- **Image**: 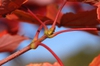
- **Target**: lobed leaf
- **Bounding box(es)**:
[60,8,99,35]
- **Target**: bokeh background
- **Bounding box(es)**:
[0,0,100,66]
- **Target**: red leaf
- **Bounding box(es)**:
[0,30,7,37]
[94,2,100,20]
[7,1,61,24]
[89,54,100,66]
[60,9,98,27]
[0,34,27,52]
[6,10,51,25]
[21,2,47,15]
[60,8,99,35]
[20,2,61,21]
[0,0,27,15]
[0,18,19,35]
[46,3,62,23]
[25,0,54,6]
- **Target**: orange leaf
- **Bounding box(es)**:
[43,62,60,66]
[0,30,7,38]
[89,54,100,66]
[27,63,42,66]
[0,34,27,52]
[26,62,60,66]
[6,14,18,20]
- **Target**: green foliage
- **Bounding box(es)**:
[64,50,100,66]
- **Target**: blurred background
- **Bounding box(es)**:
[0,0,100,66]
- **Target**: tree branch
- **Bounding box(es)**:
[0,45,31,65]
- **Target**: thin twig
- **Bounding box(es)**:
[51,0,67,30]
[39,43,64,66]
[34,20,52,40]
[27,8,48,30]
[52,28,97,37]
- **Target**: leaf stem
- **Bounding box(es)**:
[51,0,67,30]
[34,20,51,40]
[27,8,48,30]
[52,28,97,37]
[39,43,64,66]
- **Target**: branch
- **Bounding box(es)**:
[34,20,51,40]
[0,45,31,65]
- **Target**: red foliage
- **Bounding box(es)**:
[0,0,100,65]
[6,10,51,25]
[60,8,98,28]
[27,62,60,66]
[0,30,7,37]
[0,0,27,15]
[95,2,100,21]
[60,8,99,35]
[19,1,99,35]
[0,34,27,52]
[89,54,100,66]
[0,18,19,35]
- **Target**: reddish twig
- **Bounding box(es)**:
[0,45,31,65]
[34,20,51,40]
[0,35,48,65]
[51,0,67,30]
[34,20,54,40]
[27,8,48,30]
[39,43,64,66]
